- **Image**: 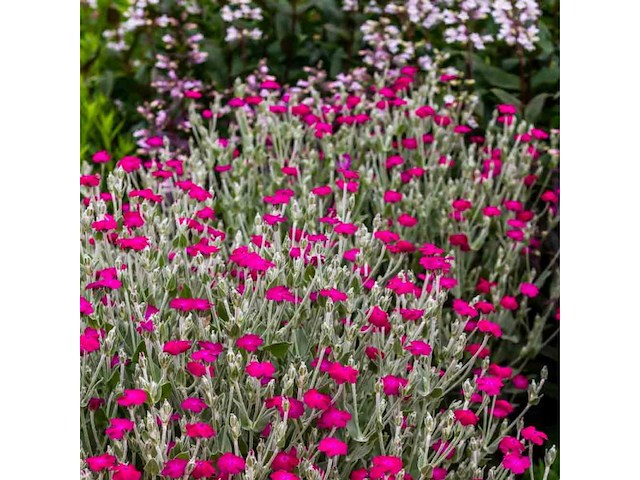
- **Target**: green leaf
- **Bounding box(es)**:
[525,93,551,124]
[294,328,310,356]
[531,67,559,89]
[475,62,520,90]
[264,342,291,359]
[144,459,161,476]
[160,382,173,401]
[490,89,522,109]
[429,387,444,399]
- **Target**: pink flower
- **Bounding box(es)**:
[383,190,403,203]
[80,327,101,355]
[319,288,348,302]
[415,105,435,118]
[162,458,188,479]
[477,319,502,338]
[519,282,539,298]
[500,296,519,310]
[272,449,300,471]
[117,156,142,173]
[404,340,432,356]
[185,422,216,438]
[397,213,417,227]
[522,426,548,445]
[502,453,531,474]
[317,407,352,429]
[499,436,525,454]
[217,453,246,475]
[111,464,141,480]
[328,362,359,384]
[477,376,504,396]
[512,374,529,389]
[432,467,448,480]
[367,306,391,329]
[318,437,348,457]
[92,150,111,163]
[454,409,479,426]
[382,375,408,396]
[192,460,216,479]
[491,399,514,418]
[303,389,332,410]
[117,389,147,407]
[483,205,501,217]
[449,233,470,251]
[271,472,300,480]
[236,334,264,352]
[370,456,403,478]
[312,185,332,196]
[163,340,192,355]
[88,397,105,410]
[334,222,358,235]
[105,418,134,440]
[265,396,305,419]
[266,286,298,303]
[85,453,116,472]
[466,343,491,358]
[181,397,208,413]
[169,298,212,312]
[80,174,101,186]
[246,361,276,380]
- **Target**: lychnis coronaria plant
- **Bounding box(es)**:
[81,62,558,479]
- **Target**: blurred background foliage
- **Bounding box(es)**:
[81,0,558,158]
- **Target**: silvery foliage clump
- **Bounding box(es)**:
[81,63,558,479]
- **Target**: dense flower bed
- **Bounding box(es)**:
[80,63,558,479]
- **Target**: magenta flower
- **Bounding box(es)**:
[161,458,188,479]
[163,340,192,355]
[265,396,305,419]
[522,426,548,445]
[502,453,531,474]
[328,362,359,385]
[266,286,298,303]
[105,418,134,440]
[454,409,479,426]
[217,453,246,475]
[236,334,264,352]
[169,298,211,312]
[383,190,403,203]
[303,389,332,410]
[404,340,432,357]
[111,464,141,480]
[500,295,519,310]
[317,407,352,429]
[91,150,111,163]
[185,422,216,438]
[319,288,348,302]
[117,389,147,407]
[246,361,276,380]
[519,282,540,298]
[432,467,448,480]
[181,397,208,413]
[192,460,216,479]
[80,327,101,355]
[272,449,299,471]
[85,453,116,472]
[370,455,403,478]
[477,376,504,396]
[499,436,525,454]
[318,437,348,457]
[271,471,300,480]
[381,375,408,396]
